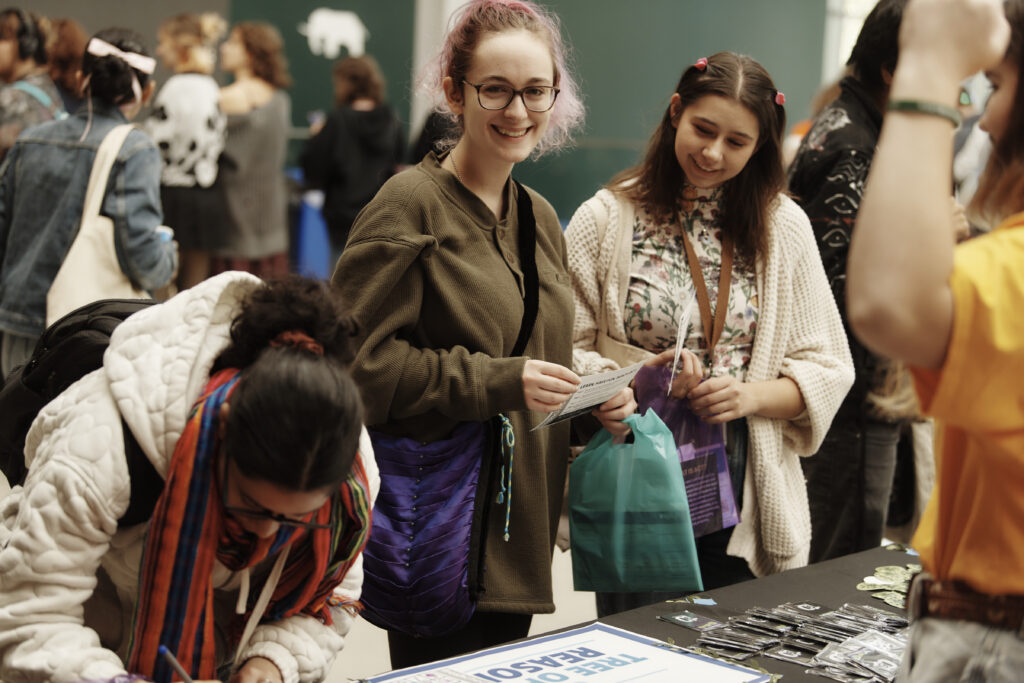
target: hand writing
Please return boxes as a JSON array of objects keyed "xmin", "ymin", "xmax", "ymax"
[{"xmin": 230, "ymin": 656, "xmax": 283, "ymax": 683}]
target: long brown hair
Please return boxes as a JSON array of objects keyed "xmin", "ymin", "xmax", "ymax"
[
  {"xmin": 609, "ymin": 51, "xmax": 786, "ymax": 266},
  {"xmin": 971, "ymin": 0, "xmax": 1024, "ymax": 224},
  {"xmin": 332, "ymin": 55, "xmax": 385, "ymax": 108},
  {"xmin": 235, "ymin": 21, "xmax": 292, "ymax": 89}
]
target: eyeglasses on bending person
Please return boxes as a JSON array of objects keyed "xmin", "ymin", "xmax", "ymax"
[{"xmin": 219, "ymin": 456, "xmax": 335, "ymax": 530}]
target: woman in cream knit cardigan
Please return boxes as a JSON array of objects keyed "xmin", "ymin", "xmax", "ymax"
[{"xmin": 566, "ymin": 53, "xmax": 853, "ymax": 613}]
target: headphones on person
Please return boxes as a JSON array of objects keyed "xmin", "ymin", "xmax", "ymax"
[{"xmin": 5, "ymin": 8, "xmax": 40, "ymax": 61}]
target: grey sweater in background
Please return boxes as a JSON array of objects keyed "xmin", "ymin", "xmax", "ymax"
[{"xmin": 218, "ymin": 90, "xmax": 290, "ymax": 259}]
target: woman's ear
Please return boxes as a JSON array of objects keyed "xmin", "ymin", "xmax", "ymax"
[
  {"xmin": 442, "ymin": 76, "xmax": 464, "ymax": 116},
  {"xmin": 669, "ymin": 93, "xmax": 683, "ymax": 129},
  {"xmin": 218, "ymin": 401, "xmax": 231, "ymax": 441},
  {"xmin": 175, "ymin": 44, "xmax": 191, "ymax": 72},
  {"xmin": 141, "ymin": 80, "xmax": 156, "ymax": 105}
]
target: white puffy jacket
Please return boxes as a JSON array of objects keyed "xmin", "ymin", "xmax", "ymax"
[{"xmin": 0, "ymin": 272, "xmax": 380, "ymax": 683}]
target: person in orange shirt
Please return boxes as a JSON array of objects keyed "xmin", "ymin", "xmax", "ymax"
[{"xmin": 846, "ymin": 0, "xmax": 1022, "ymax": 679}]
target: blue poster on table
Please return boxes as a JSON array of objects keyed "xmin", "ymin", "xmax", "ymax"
[{"xmin": 362, "ymin": 622, "xmax": 769, "ymax": 682}]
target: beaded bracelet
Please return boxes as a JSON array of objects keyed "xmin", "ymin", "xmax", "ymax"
[{"xmin": 887, "ymin": 99, "xmax": 963, "ymax": 127}]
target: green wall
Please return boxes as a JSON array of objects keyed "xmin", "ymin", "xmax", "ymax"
[
  {"xmin": 228, "ymin": 0, "xmax": 416, "ymax": 165},
  {"xmin": 229, "ymin": 0, "xmax": 825, "ymax": 219},
  {"xmin": 515, "ymin": 0, "xmax": 828, "ymax": 218}
]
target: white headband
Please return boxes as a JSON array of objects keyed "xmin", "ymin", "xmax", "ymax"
[{"xmin": 86, "ymin": 37, "xmax": 156, "ymax": 75}]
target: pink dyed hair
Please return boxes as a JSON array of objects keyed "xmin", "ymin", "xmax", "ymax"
[{"xmin": 421, "ymin": 0, "xmax": 584, "ymax": 157}]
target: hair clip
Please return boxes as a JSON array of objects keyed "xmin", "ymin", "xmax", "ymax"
[
  {"xmin": 270, "ymin": 329, "xmax": 324, "ymax": 355},
  {"xmin": 694, "ymin": 57, "xmax": 708, "ymax": 71},
  {"xmin": 774, "ymin": 91, "xmax": 786, "ymax": 106}
]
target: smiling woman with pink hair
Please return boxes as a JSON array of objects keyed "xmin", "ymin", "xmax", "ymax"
[{"xmin": 332, "ymin": 0, "xmax": 618, "ymax": 670}]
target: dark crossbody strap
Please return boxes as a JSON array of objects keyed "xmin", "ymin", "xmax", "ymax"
[{"xmin": 510, "ymin": 179, "xmax": 539, "ymax": 357}]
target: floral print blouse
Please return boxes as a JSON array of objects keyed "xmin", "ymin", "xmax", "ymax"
[{"xmin": 624, "ymin": 184, "xmax": 759, "ymax": 379}]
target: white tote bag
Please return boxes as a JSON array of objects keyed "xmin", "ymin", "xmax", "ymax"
[{"xmin": 46, "ymin": 124, "xmax": 151, "ymax": 326}]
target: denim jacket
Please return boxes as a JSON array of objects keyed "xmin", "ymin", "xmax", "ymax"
[{"xmin": 0, "ymin": 100, "xmax": 176, "ymax": 336}]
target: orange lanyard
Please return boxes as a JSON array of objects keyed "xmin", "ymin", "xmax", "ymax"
[{"xmin": 679, "ymin": 215, "xmax": 734, "ymax": 367}]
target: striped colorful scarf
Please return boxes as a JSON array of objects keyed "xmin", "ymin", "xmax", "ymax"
[{"xmin": 126, "ymin": 368, "xmax": 372, "ymax": 682}]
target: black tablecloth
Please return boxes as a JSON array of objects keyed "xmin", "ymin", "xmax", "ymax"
[{"xmin": 594, "ymin": 546, "xmax": 916, "ymax": 680}]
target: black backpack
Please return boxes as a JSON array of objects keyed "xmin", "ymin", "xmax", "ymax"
[{"xmin": 0, "ymin": 299, "xmax": 164, "ymax": 527}]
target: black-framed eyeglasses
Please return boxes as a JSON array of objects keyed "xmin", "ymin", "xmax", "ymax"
[
  {"xmin": 219, "ymin": 458, "xmax": 334, "ymax": 530},
  {"xmin": 462, "ymin": 80, "xmax": 560, "ymax": 112}
]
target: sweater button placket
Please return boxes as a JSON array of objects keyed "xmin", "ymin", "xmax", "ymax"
[{"xmin": 494, "ymin": 229, "xmax": 515, "ymax": 272}]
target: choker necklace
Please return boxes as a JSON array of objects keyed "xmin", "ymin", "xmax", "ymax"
[{"xmin": 449, "ymin": 149, "xmax": 465, "ymax": 185}]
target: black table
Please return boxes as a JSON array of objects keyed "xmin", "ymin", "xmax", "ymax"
[{"xmin": 594, "ymin": 546, "xmax": 915, "ymax": 680}]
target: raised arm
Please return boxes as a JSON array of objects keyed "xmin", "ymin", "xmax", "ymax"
[{"xmin": 847, "ymin": 0, "xmax": 1010, "ymax": 368}]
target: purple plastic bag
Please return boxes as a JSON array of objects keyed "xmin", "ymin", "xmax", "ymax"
[{"xmin": 634, "ymin": 365, "xmax": 740, "ymax": 537}]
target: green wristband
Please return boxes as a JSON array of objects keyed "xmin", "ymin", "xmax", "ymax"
[{"xmin": 887, "ymin": 99, "xmax": 963, "ymax": 127}]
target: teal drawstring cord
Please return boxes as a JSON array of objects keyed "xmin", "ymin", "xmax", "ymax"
[{"xmin": 495, "ymin": 414, "xmax": 515, "ymax": 541}]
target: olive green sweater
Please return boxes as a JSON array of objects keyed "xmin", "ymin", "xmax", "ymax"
[{"xmin": 333, "ymin": 153, "xmax": 573, "ymax": 614}]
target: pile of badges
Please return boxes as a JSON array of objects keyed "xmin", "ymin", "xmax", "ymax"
[
  {"xmin": 810, "ymin": 626, "xmax": 907, "ymax": 682},
  {"xmin": 856, "ymin": 563, "xmax": 921, "ymax": 609},
  {"xmin": 662, "ymin": 601, "xmax": 908, "ymax": 682}
]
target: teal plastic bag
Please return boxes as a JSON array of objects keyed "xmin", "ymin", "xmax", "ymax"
[{"xmin": 569, "ymin": 409, "xmax": 703, "ymax": 593}]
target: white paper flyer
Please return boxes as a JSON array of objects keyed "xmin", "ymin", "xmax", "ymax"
[{"xmin": 532, "ymin": 363, "xmax": 644, "ymax": 430}]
